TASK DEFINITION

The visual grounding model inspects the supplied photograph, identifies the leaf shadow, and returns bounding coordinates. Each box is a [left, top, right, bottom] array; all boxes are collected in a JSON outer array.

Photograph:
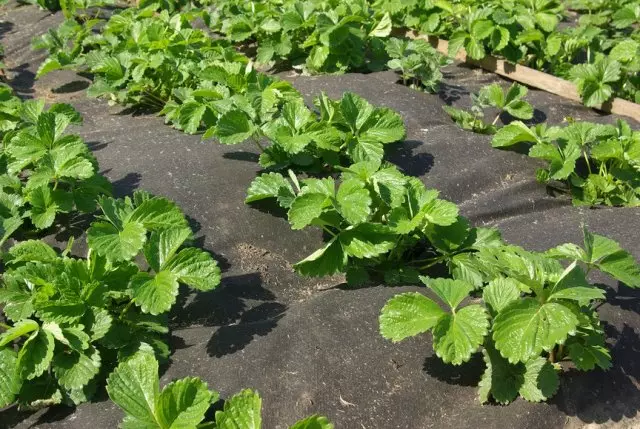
[[170, 272, 287, 358], [51, 80, 90, 94], [438, 81, 470, 106], [223, 151, 260, 163], [552, 322, 640, 424], [386, 140, 435, 177], [422, 352, 485, 387]]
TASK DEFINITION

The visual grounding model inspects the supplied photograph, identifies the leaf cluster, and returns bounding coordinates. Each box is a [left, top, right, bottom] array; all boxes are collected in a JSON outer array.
[[493, 118, 640, 206], [379, 226, 640, 404], [107, 347, 334, 429], [0, 88, 111, 245], [206, 91, 405, 172], [208, 0, 394, 74], [443, 82, 534, 134], [385, 37, 449, 92], [0, 191, 221, 409]]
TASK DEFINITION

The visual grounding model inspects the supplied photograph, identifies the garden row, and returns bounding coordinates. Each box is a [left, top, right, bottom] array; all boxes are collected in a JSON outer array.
[[0, 85, 333, 427], [31, 0, 640, 108], [0, 0, 639, 425]]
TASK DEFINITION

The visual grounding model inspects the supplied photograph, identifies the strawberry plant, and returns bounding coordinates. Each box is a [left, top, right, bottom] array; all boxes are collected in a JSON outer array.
[[246, 161, 503, 284], [0, 191, 221, 409], [492, 118, 640, 206], [207, 91, 405, 171], [379, 226, 640, 404], [0, 90, 111, 245], [209, 0, 393, 74], [443, 82, 534, 134], [107, 347, 334, 429], [385, 37, 449, 92]]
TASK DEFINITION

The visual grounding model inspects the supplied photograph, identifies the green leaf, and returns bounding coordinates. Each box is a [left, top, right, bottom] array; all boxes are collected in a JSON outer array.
[[471, 20, 494, 40], [18, 329, 55, 380], [359, 109, 406, 145], [162, 248, 221, 291], [483, 278, 520, 315], [491, 121, 538, 148], [36, 57, 63, 78], [596, 251, 640, 288], [245, 173, 296, 208], [582, 230, 640, 288], [84, 307, 113, 341], [432, 305, 489, 365], [289, 415, 334, 429], [478, 83, 505, 108], [215, 389, 262, 429], [478, 343, 521, 405], [28, 186, 58, 230], [369, 13, 392, 37], [144, 227, 191, 273], [53, 346, 101, 390], [566, 339, 611, 371], [478, 343, 559, 404], [0, 348, 20, 407], [380, 292, 446, 342], [421, 277, 473, 310], [157, 377, 217, 429], [215, 110, 256, 145], [519, 356, 559, 402], [4, 240, 58, 265], [288, 193, 328, 230], [493, 298, 579, 363], [0, 319, 39, 347], [178, 102, 206, 135], [547, 263, 605, 303], [448, 31, 468, 57], [294, 237, 347, 277], [339, 223, 396, 258], [529, 139, 581, 181], [87, 220, 147, 262], [129, 197, 188, 231], [335, 179, 371, 225], [129, 271, 179, 315], [609, 40, 639, 63], [107, 350, 159, 428], [421, 199, 459, 226], [504, 101, 533, 120]]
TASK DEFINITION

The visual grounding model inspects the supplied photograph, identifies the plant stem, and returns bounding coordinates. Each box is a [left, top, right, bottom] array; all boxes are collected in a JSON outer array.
[[557, 344, 565, 360], [119, 301, 134, 321], [583, 151, 592, 175], [321, 225, 337, 237], [418, 255, 449, 270], [548, 347, 556, 363], [491, 113, 501, 126], [0, 322, 11, 330]]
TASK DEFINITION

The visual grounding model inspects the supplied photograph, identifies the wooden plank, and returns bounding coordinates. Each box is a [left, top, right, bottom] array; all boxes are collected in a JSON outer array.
[[405, 31, 640, 122]]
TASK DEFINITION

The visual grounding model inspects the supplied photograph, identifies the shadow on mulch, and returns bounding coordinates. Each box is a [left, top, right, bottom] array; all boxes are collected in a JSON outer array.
[[552, 322, 640, 424], [170, 271, 287, 359], [386, 139, 435, 177]]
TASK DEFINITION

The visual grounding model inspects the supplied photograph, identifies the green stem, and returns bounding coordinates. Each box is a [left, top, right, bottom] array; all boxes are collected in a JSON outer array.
[[418, 254, 449, 271], [119, 301, 134, 321], [0, 323, 11, 330], [583, 151, 592, 175], [321, 225, 337, 237], [491, 112, 501, 126]]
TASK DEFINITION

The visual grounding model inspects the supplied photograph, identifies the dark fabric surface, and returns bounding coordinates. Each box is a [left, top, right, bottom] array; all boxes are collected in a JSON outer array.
[[1, 3, 639, 428]]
